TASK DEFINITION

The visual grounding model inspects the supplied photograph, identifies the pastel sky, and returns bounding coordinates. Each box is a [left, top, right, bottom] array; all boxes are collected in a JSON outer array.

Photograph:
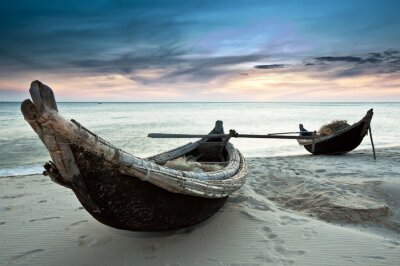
[[1, 0, 400, 101]]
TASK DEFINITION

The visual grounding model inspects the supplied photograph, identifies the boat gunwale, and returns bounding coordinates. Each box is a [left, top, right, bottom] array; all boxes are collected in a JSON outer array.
[[24, 97, 247, 198]]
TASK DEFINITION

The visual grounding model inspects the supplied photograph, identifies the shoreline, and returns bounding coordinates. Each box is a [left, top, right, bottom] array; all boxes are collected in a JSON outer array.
[[2, 145, 399, 178], [1, 146, 399, 265]]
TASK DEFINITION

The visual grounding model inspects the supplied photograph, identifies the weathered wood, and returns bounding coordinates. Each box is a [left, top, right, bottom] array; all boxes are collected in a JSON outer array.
[[27, 81, 99, 211], [70, 145, 230, 231], [22, 80, 248, 231], [369, 126, 376, 160], [311, 130, 317, 153], [21, 99, 44, 143], [30, 105, 245, 197], [148, 133, 315, 140], [29, 80, 58, 114], [29, 82, 77, 184]]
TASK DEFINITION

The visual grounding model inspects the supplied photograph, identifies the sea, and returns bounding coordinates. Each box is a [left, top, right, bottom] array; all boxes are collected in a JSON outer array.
[[0, 102, 399, 177]]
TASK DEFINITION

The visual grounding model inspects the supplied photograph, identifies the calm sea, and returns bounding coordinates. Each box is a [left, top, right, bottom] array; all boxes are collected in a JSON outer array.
[[0, 102, 399, 176]]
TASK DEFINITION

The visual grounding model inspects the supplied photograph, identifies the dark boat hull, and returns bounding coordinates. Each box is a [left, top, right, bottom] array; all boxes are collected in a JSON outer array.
[[71, 145, 227, 231], [302, 110, 373, 155], [303, 121, 366, 155]]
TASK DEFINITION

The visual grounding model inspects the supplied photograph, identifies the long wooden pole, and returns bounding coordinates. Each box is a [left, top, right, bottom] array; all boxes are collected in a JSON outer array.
[[369, 126, 376, 160], [147, 133, 315, 140], [311, 130, 317, 153]]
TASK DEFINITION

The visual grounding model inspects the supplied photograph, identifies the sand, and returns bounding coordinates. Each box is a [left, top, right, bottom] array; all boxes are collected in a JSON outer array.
[[1, 147, 400, 265]]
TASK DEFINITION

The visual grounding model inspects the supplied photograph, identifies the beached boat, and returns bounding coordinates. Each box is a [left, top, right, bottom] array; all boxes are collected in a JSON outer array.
[[297, 109, 374, 155], [21, 81, 247, 231]]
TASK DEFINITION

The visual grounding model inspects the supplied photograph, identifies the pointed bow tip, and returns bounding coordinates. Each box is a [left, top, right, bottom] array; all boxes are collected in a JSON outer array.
[[30, 80, 45, 88]]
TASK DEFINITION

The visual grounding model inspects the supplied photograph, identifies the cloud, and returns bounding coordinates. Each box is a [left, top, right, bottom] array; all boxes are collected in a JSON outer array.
[[315, 56, 363, 63], [158, 54, 266, 82], [0, 1, 191, 75], [1, 1, 400, 101], [254, 64, 285, 69], [0, 0, 278, 85], [304, 50, 400, 78]]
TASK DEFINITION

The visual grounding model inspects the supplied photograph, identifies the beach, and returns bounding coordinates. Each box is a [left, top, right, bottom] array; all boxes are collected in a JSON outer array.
[[1, 146, 399, 265], [2, 0, 400, 264]]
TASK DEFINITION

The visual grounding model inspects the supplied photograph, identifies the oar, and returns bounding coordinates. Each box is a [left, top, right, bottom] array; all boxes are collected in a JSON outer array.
[[148, 130, 316, 140]]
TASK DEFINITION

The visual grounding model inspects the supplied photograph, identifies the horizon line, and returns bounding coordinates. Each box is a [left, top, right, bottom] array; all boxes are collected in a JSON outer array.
[[1, 101, 400, 104]]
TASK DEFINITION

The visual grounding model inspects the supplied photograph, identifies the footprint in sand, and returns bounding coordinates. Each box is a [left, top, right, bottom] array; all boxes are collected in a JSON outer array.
[[253, 188, 270, 197], [227, 194, 248, 204], [2, 194, 25, 199], [246, 197, 274, 211], [11, 249, 44, 262], [279, 215, 310, 225], [66, 220, 88, 230], [259, 225, 272, 233], [0, 206, 13, 211], [240, 210, 266, 222], [274, 245, 306, 257], [267, 233, 278, 239], [340, 256, 355, 263], [253, 254, 274, 263], [255, 225, 305, 265], [29, 217, 60, 222], [382, 240, 400, 249], [257, 226, 284, 244], [364, 255, 386, 260], [142, 244, 157, 258], [302, 228, 317, 238], [78, 235, 111, 247]]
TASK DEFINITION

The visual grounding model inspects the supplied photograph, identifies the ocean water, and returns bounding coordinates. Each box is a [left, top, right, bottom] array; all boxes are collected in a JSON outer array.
[[0, 102, 399, 177]]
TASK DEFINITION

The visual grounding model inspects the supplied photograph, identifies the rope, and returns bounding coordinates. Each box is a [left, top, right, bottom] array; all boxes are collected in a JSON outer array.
[[144, 168, 151, 181]]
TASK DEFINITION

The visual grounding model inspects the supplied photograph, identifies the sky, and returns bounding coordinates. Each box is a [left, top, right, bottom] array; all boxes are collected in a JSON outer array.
[[0, 0, 399, 101]]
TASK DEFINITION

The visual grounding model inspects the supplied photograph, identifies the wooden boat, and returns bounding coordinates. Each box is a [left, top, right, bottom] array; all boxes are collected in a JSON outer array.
[[297, 109, 374, 155], [21, 81, 247, 231]]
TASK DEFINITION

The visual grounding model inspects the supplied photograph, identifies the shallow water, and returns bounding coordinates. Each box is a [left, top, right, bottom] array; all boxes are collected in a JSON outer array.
[[0, 102, 399, 176]]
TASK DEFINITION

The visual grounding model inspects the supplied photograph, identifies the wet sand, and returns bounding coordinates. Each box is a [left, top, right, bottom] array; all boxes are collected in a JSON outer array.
[[1, 147, 399, 265]]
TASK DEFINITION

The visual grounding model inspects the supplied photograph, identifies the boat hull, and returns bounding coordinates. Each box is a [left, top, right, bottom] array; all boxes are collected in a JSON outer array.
[[302, 114, 371, 155], [21, 80, 247, 232], [71, 145, 228, 231]]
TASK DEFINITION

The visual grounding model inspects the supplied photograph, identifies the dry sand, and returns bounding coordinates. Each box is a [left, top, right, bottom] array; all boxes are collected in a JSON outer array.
[[1, 147, 399, 265]]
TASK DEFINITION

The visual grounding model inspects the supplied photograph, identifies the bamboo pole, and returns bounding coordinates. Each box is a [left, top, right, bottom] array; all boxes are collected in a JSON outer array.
[[148, 133, 315, 140], [369, 126, 376, 160], [311, 130, 317, 153]]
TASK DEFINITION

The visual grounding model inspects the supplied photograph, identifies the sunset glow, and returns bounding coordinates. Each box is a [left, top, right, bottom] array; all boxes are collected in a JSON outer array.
[[0, 0, 399, 101]]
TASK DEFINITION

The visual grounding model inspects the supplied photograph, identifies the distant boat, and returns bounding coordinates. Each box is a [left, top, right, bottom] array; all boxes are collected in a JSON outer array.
[[21, 81, 247, 231], [298, 109, 374, 155]]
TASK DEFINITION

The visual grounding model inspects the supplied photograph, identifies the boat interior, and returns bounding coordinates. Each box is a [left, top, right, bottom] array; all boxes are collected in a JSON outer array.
[[186, 138, 228, 163]]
